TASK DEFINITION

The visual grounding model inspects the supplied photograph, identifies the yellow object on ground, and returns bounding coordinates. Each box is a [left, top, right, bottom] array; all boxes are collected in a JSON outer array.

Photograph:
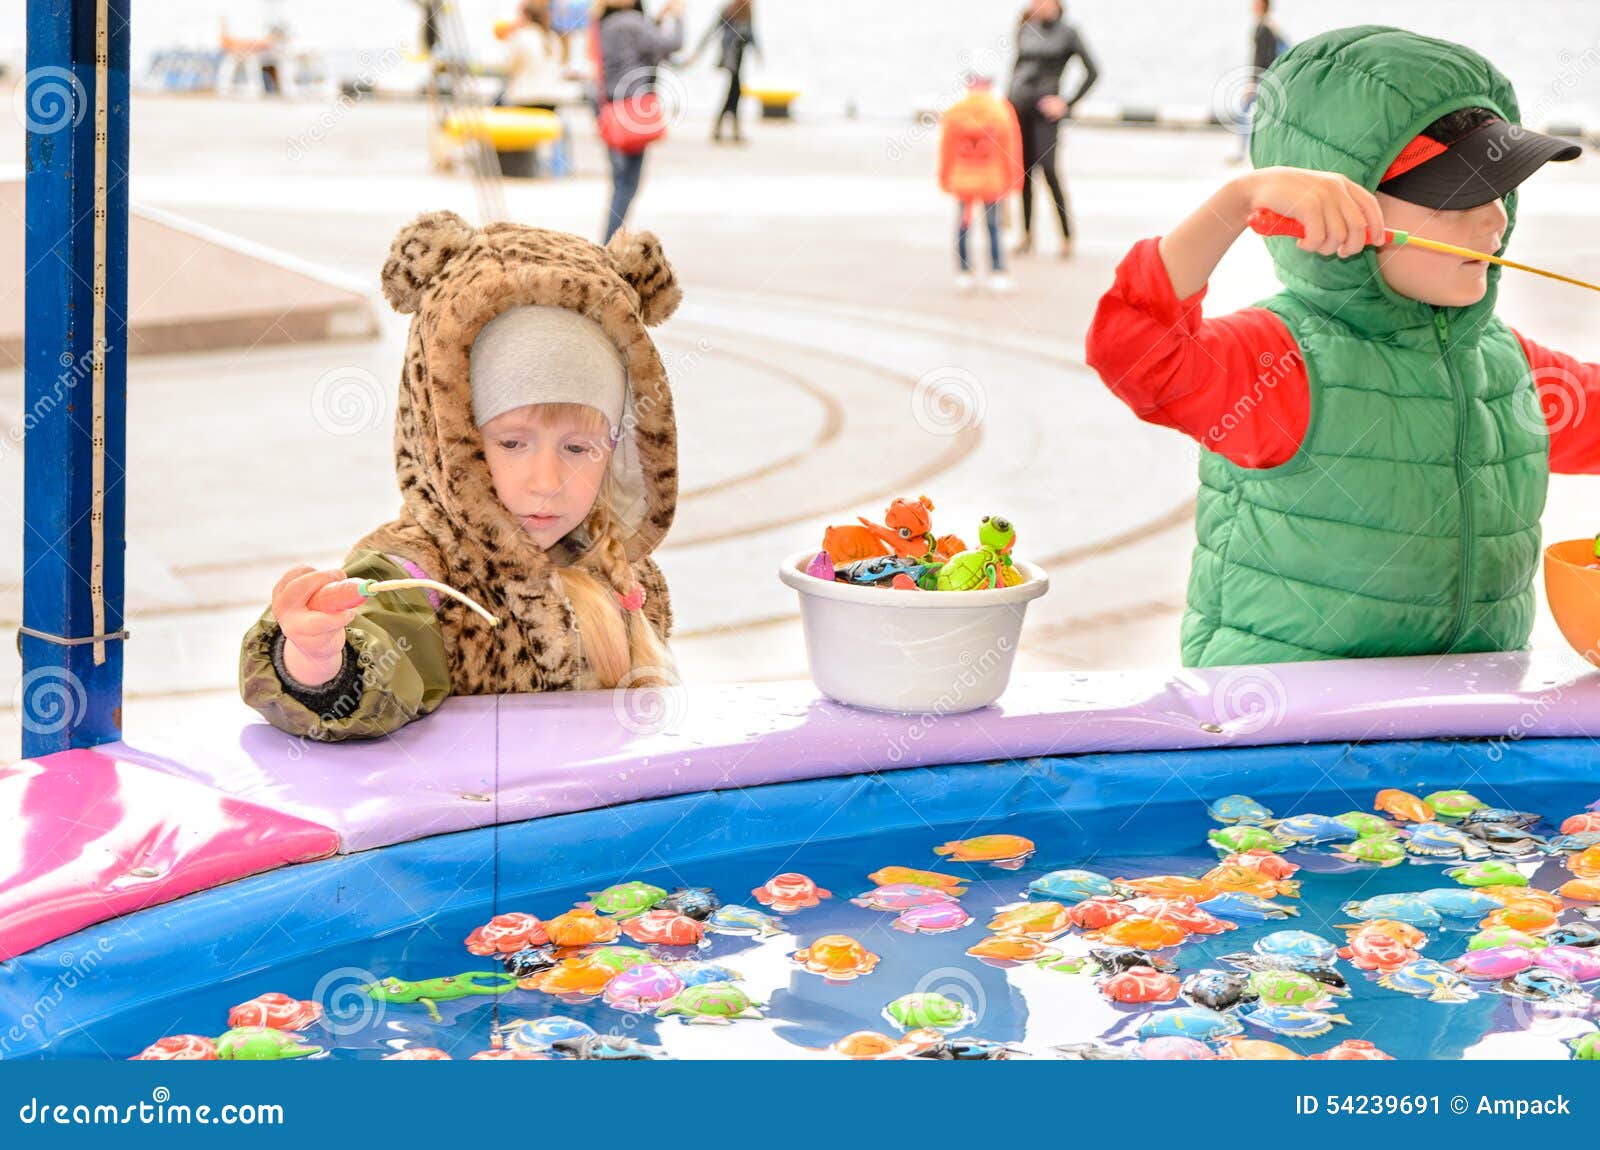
[[443, 107, 563, 150]]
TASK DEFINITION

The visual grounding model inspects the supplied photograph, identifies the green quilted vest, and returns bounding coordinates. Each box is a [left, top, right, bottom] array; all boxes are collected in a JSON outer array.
[[1182, 25, 1549, 667]]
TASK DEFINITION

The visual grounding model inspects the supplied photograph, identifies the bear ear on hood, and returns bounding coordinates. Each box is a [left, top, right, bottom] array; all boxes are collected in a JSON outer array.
[[381, 210, 478, 314], [605, 229, 682, 326]]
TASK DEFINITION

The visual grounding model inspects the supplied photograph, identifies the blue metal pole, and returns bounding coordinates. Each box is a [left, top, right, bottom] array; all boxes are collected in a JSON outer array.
[[20, 0, 129, 756]]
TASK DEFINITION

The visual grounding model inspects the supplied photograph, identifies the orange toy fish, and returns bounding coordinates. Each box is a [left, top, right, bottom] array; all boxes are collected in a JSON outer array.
[[1374, 789, 1434, 823], [542, 907, 621, 949], [822, 495, 967, 563], [1086, 915, 1189, 950], [1131, 897, 1236, 936], [1203, 862, 1299, 900], [988, 901, 1071, 938], [866, 866, 968, 895], [1217, 1037, 1305, 1060], [227, 993, 323, 1031], [526, 955, 616, 998], [1479, 905, 1558, 934], [933, 834, 1036, 870], [1124, 875, 1219, 902], [1568, 845, 1600, 879], [1342, 919, 1427, 950], [1480, 886, 1563, 913], [1223, 849, 1300, 880], [1560, 877, 1600, 902], [1068, 896, 1137, 931], [966, 934, 1061, 963]]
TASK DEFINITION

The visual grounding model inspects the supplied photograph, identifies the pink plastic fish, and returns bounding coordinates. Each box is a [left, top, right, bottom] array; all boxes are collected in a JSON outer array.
[[1134, 1037, 1217, 1060], [1562, 813, 1600, 835], [1533, 945, 1600, 983], [851, 884, 958, 912], [1451, 946, 1538, 981], [891, 901, 974, 934]]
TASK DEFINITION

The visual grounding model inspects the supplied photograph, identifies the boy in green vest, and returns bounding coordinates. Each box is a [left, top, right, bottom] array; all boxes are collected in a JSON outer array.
[[1086, 25, 1600, 667]]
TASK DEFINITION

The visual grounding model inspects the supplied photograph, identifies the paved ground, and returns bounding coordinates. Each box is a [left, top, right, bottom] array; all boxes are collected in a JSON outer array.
[[3, 87, 1600, 758]]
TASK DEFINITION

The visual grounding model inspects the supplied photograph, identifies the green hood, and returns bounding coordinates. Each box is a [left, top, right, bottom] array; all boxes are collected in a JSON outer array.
[[1250, 25, 1520, 339]]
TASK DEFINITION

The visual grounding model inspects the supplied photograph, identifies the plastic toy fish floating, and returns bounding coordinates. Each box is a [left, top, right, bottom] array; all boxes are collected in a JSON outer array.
[[1137, 1007, 1243, 1042], [805, 551, 835, 581], [1341, 893, 1444, 930], [1562, 813, 1600, 835], [1423, 790, 1488, 819], [1028, 868, 1128, 902], [1086, 915, 1189, 950], [656, 982, 765, 1025], [834, 555, 933, 591], [893, 901, 975, 934], [1271, 814, 1358, 846], [751, 873, 832, 913], [1497, 967, 1591, 1007], [828, 1031, 918, 1060], [1206, 794, 1274, 826], [1374, 788, 1434, 823], [989, 900, 1072, 939], [589, 882, 669, 918], [1248, 969, 1339, 1009], [1243, 1006, 1348, 1039], [1405, 823, 1490, 860], [1452, 946, 1539, 981], [1311, 1039, 1394, 1061], [672, 961, 745, 988], [497, 1016, 596, 1052], [1333, 811, 1399, 838], [1223, 848, 1301, 878], [602, 963, 686, 1012], [364, 972, 518, 1022], [1486, 886, 1564, 913], [1099, 965, 1181, 1004], [620, 909, 707, 947], [525, 955, 617, 999], [584, 945, 650, 973], [705, 904, 786, 938], [1344, 919, 1428, 950], [227, 993, 322, 1032], [821, 495, 967, 565], [1531, 946, 1600, 984], [543, 907, 622, 949], [1068, 896, 1138, 931], [791, 935, 881, 982], [1216, 1037, 1305, 1060], [1207, 826, 1283, 854], [1416, 887, 1507, 919], [1131, 896, 1237, 937], [308, 576, 499, 626], [1125, 875, 1219, 902], [214, 1027, 323, 1060], [1570, 845, 1600, 878], [1201, 863, 1298, 901], [1182, 970, 1258, 1011], [464, 911, 549, 955], [553, 1034, 664, 1060], [934, 516, 1020, 591], [1136, 1037, 1219, 1060], [883, 992, 976, 1033], [1337, 928, 1420, 974], [1570, 1032, 1600, 1060], [1446, 860, 1528, 888], [1198, 892, 1298, 920], [869, 866, 967, 894], [852, 883, 959, 912], [1218, 954, 1350, 994], [1332, 837, 1408, 867], [934, 834, 1036, 870], [1543, 922, 1600, 949], [1091, 946, 1178, 974], [1479, 905, 1559, 934], [912, 1034, 1019, 1060], [131, 1035, 218, 1060], [966, 934, 1061, 965], [1377, 960, 1478, 1004]]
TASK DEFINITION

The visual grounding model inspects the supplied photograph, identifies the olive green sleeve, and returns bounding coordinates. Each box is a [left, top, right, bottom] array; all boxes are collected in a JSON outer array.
[[237, 550, 453, 742]]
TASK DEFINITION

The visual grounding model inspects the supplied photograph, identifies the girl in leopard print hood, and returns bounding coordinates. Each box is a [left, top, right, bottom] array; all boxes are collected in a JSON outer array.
[[240, 211, 681, 740]]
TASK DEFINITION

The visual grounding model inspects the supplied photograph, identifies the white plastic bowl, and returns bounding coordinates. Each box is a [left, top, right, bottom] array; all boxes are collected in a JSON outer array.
[[778, 549, 1050, 714]]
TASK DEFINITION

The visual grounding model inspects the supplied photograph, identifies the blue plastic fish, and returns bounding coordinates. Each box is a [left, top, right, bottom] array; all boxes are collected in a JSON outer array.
[[1253, 930, 1338, 965], [1198, 893, 1298, 921], [1137, 1007, 1243, 1041], [672, 962, 745, 987], [1028, 869, 1125, 902], [1271, 814, 1359, 845], [499, 1016, 596, 1051], [1405, 823, 1489, 859], [1377, 960, 1477, 1004], [1417, 887, 1506, 919], [1206, 795, 1274, 826], [1242, 1005, 1348, 1038], [1548, 832, 1600, 853], [1341, 893, 1444, 929]]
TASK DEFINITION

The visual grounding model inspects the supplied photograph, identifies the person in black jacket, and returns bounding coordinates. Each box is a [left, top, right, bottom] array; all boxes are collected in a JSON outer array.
[[687, 0, 761, 143], [1233, 0, 1287, 161], [1008, 0, 1098, 257]]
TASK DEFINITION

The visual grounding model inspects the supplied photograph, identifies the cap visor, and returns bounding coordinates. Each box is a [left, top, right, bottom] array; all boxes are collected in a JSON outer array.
[[1378, 119, 1582, 209]]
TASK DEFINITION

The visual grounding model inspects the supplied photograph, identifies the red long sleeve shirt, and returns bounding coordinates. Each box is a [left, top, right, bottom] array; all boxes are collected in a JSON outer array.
[[1086, 237, 1600, 474]]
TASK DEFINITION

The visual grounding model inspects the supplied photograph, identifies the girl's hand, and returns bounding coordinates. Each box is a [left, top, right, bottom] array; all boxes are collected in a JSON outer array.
[[1237, 166, 1386, 259], [272, 565, 355, 688], [1039, 94, 1069, 120]]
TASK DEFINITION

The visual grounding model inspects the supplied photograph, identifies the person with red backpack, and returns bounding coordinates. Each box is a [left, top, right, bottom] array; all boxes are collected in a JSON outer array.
[[590, 0, 684, 242], [939, 73, 1024, 293]]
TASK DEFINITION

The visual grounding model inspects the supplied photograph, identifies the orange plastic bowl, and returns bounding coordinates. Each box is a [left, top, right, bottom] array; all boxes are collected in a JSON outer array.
[[1543, 538, 1600, 667]]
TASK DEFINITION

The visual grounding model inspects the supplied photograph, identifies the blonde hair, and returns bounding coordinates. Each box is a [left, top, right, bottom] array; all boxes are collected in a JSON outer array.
[[525, 403, 675, 690]]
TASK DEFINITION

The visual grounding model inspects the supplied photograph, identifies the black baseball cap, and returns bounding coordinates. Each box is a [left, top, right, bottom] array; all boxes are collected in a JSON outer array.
[[1377, 115, 1581, 209]]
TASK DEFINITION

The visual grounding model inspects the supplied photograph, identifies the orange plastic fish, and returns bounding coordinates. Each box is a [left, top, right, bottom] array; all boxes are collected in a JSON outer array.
[[543, 907, 621, 949], [1132, 897, 1236, 936], [1560, 877, 1600, 902], [1202, 863, 1299, 900], [866, 866, 967, 895], [1223, 849, 1301, 880], [829, 1031, 910, 1059], [988, 901, 1071, 938], [1342, 919, 1427, 950], [1480, 886, 1563, 913], [1124, 875, 1219, 902], [791, 935, 881, 981], [1086, 914, 1189, 950], [1374, 789, 1433, 823], [1217, 1037, 1305, 1060], [1068, 896, 1137, 931], [933, 834, 1036, 869], [1479, 905, 1558, 934], [966, 934, 1061, 963], [1560, 813, 1600, 835], [526, 955, 616, 998], [1568, 845, 1600, 879], [227, 993, 323, 1031], [383, 1047, 451, 1060]]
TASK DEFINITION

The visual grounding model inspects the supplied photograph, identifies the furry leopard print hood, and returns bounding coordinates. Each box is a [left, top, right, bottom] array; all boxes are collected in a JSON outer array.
[[355, 211, 680, 694]]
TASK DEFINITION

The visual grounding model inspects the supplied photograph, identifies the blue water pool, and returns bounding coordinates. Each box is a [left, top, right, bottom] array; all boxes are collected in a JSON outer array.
[[5, 738, 1597, 1060]]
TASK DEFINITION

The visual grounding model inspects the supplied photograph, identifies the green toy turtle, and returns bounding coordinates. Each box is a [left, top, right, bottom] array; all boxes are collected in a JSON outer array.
[[1466, 927, 1547, 952], [1333, 837, 1408, 867], [589, 881, 668, 918], [1424, 790, 1488, 819], [1446, 860, 1528, 888], [882, 991, 977, 1032], [1332, 811, 1400, 838], [214, 1027, 321, 1061], [1247, 969, 1336, 1008], [584, 945, 653, 973], [656, 982, 764, 1025], [1570, 1032, 1600, 1061], [933, 517, 1017, 592], [1208, 825, 1283, 854]]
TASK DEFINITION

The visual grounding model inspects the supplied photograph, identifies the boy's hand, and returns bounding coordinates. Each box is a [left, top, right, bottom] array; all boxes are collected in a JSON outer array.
[[1239, 166, 1386, 259], [271, 565, 355, 688]]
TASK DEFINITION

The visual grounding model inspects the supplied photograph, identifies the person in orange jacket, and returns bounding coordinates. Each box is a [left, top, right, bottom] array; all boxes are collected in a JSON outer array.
[[939, 73, 1024, 293]]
